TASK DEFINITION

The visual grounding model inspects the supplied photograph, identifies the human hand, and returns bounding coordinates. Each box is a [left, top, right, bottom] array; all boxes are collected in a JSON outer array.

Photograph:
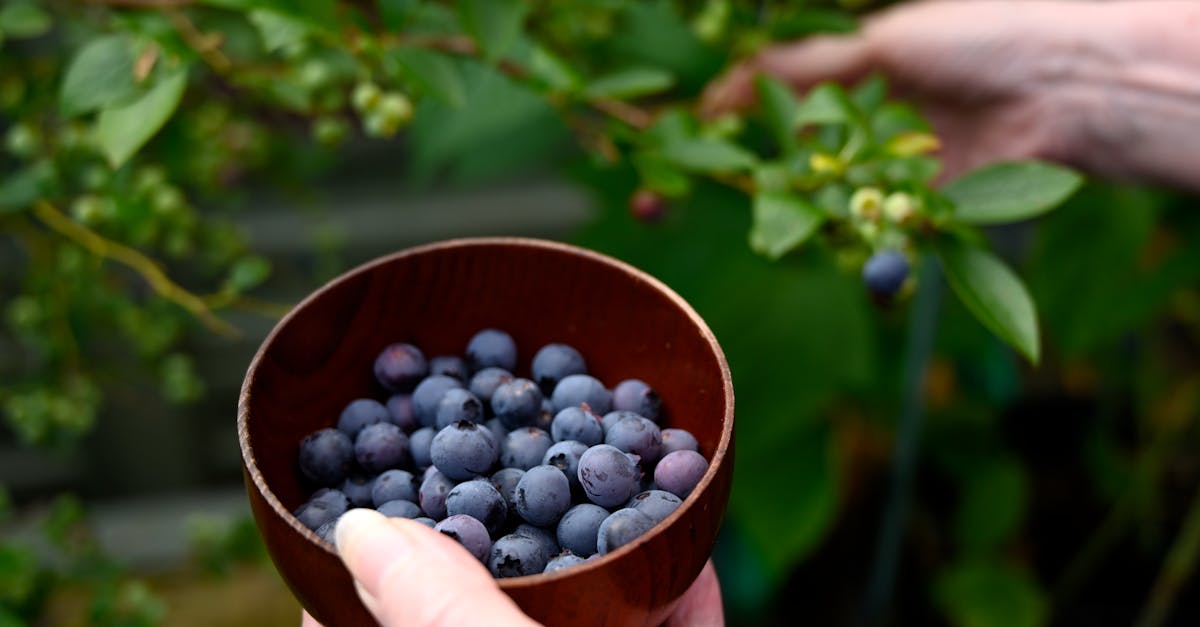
[[300, 508, 724, 627], [702, 1, 1200, 190]]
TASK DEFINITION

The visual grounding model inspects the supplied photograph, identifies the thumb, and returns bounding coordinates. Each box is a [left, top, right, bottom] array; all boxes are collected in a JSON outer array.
[[334, 508, 538, 627]]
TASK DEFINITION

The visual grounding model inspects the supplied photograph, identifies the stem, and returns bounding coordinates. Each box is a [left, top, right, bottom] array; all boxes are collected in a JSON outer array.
[[33, 201, 239, 338], [1135, 476, 1200, 627], [860, 259, 943, 626]]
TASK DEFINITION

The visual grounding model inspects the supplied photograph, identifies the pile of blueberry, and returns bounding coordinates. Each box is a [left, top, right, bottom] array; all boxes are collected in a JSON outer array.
[[292, 329, 709, 578]]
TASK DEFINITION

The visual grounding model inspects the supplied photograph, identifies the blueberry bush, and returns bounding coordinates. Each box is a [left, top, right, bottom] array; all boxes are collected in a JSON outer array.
[[3, 1, 1199, 626]]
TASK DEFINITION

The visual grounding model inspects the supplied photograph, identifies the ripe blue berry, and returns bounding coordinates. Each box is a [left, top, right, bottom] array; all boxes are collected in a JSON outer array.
[[377, 499, 422, 519], [654, 450, 708, 499], [601, 410, 640, 434], [354, 422, 409, 474], [435, 388, 484, 430], [299, 428, 354, 487], [374, 343, 428, 392], [536, 398, 555, 432], [430, 420, 499, 481], [371, 469, 418, 507], [492, 378, 544, 430], [490, 467, 526, 515], [544, 552, 586, 574], [412, 375, 465, 428], [597, 508, 655, 554], [627, 489, 681, 524], [542, 440, 588, 495], [578, 444, 640, 508], [612, 379, 661, 422], [501, 428, 554, 471], [489, 533, 550, 578], [469, 367, 513, 414], [550, 406, 604, 446], [429, 355, 468, 381], [413, 517, 437, 528], [551, 374, 612, 414], [466, 329, 517, 372], [385, 394, 417, 432], [515, 465, 572, 526], [485, 418, 508, 447], [337, 399, 389, 438], [294, 488, 349, 530], [341, 475, 376, 507], [863, 250, 910, 297], [447, 479, 508, 536], [315, 519, 337, 543], [436, 514, 492, 563], [556, 503, 609, 557], [408, 426, 435, 469], [514, 523, 560, 557], [531, 343, 587, 394], [605, 415, 663, 465], [660, 428, 699, 456], [419, 468, 455, 520]]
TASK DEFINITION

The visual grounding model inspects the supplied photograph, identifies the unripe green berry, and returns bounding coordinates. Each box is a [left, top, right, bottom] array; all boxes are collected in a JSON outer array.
[[809, 153, 843, 175], [80, 165, 110, 191], [71, 195, 107, 225], [6, 122, 39, 158], [378, 92, 414, 125], [351, 82, 382, 112], [362, 111, 395, 138], [152, 187, 185, 216], [134, 166, 168, 193], [313, 116, 349, 146], [883, 192, 917, 224], [298, 59, 333, 90], [850, 187, 884, 220]]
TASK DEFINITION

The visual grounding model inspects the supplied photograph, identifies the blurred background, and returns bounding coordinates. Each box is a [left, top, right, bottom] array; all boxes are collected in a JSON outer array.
[[4, 1, 1200, 626]]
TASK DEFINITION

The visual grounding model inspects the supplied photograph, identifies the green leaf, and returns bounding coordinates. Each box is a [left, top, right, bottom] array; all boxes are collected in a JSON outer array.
[[749, 192, 825, 260], [851, 74, 887, 114], [59, 35, 139, 117], [945, 161, 1083, 225], [458, 0, 527, 62], [661, 137, 757, 173], [937, 241, 1040, 363], [934, 561, 1048, 627], [633, 152, 691, 198], [227, 256, 271, 291], [389, 49, 466, 107], [583, 67, 675, 100], [248, 8, 310, 53], [528, 45, 581, 92], [770, 9, 857, 38], [0, 163, 53, 213], [794, 82, 857, 127], [955, 458, 1029, 552], [95, 70, 188, 168], [378, 0, 421, 30], [756, 76, 798, 153], [0, 2, 50, 38]]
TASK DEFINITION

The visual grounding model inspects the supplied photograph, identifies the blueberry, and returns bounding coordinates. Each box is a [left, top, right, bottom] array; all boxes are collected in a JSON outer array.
[[612, 379, 661, 422], [431, 421, 499, 481], [543, 552, 586, 574], [654, 450, 708, 499], [597, 508, 655, 554], [371, 469, 418, 507], [490, 467, 526, 515], [341, 475, 376, 507], [419, 468, 456, 520], [413, 516, 437, 528], [550, 406, 604, 446], [577, 444, 640, 508], [542, 440, 588, 495], [315, 519, 338, 543], [863, 249, 910, 297], [531, 344, 587, 394], [385, 394, 418, 432], [492, 378, 544, 430], [435, 389, 485, 430], [466, 329, 517, 373], [299, 428, 354, 487], [535, 398, 555, 432], [374, 343, 428, 392], [446, 479, 508, 537], [377, 499, 422, 519], [513, 523, 560, 558], [436, 514, 492, 563], [412, 375, 465, 428], [489, 533, 550, 578], [337, 399, 390, 438], [429, 355, 469, 381], [485, 418, 508, 447], [354, 422, 409, 474], [294, 488, 349, 530], [469, 368, 513, 415], [660, 428, 699, 456], [551, 375, 612, 414], [409, 427, 435, 469], [605, 415, 663, 465], [515, 465, 572, 527], [627, 490, 682, 524], [501, 428, 554, 471], [600, 410, 640, 434], [556, 503, 609, 557]]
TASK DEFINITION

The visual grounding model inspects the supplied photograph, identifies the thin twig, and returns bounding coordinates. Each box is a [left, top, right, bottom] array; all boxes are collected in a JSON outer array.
[[33, 201, 239, 338], [164, 8, 232, 75], [1136, 480, 1200, 627]]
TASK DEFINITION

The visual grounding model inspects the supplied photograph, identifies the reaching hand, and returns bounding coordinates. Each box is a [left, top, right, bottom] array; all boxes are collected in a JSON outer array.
[[702, 1, 1200, 190], [300, 508, 724, 627]]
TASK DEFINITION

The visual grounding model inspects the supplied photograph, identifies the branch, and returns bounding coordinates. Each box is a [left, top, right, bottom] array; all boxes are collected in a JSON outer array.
[[33, 202, 239, 338]]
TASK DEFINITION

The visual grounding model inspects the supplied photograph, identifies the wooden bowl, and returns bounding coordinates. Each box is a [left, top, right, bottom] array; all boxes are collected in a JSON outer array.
[[238, 237, 734, 626]]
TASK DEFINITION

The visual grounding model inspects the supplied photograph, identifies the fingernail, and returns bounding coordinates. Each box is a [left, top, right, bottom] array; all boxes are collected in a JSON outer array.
[[334, 507, 386, 554]]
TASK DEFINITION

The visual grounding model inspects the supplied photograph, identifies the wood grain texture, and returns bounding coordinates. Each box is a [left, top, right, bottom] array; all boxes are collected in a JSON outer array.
[[238, 238, 734, 627]]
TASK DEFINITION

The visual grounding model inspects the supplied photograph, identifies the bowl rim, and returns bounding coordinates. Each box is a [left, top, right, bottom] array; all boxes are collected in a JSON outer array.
[[237, 236, 735, 588]]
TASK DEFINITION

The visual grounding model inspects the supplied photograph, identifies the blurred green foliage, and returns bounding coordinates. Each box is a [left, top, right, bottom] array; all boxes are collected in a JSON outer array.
[[1, 1, 1199, 626]]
